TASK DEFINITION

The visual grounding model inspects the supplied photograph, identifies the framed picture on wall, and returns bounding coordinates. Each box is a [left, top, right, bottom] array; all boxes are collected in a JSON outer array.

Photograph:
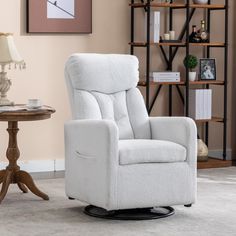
[[199, 58, 216, 80], [27, 0, 92, 33]]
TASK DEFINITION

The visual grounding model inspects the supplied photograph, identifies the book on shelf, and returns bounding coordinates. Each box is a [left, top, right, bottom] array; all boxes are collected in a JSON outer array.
[[189, 89, 212, 120], [150, 72, 180, 82], [145, 11, 160, 43]]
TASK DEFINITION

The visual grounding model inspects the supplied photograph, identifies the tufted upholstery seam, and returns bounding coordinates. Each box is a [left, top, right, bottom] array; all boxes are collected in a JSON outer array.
[[125, 90, 135, 139], [90, 91, 106, 120]]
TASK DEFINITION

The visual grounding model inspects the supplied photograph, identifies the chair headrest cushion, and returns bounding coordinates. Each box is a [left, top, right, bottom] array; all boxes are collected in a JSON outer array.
[[65, 53, 139, 94]]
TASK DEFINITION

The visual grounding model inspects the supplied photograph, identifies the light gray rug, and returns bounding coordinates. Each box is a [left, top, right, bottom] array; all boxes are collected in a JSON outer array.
[[0, 167, 235, 236]]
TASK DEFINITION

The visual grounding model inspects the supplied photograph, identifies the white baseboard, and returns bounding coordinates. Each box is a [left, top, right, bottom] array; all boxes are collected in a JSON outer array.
[[55, 159, 65, 171], [208, 149, 232, 161], [0, 159, 65, 173]]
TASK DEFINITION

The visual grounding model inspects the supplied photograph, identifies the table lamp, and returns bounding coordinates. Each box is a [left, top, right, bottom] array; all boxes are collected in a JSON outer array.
[[0, 33, 25, 106]]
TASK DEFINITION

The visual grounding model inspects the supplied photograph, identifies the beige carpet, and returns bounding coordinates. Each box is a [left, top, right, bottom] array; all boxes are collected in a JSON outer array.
[[0, 167, 236, 236]]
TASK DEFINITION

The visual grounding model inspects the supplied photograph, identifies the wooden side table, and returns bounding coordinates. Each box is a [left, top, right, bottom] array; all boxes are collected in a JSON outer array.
[[0, 106, 55, 203]]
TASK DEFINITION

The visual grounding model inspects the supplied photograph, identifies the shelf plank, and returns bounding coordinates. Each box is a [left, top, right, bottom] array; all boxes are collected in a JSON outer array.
[[130, 42, 225, 47], [198, 158, 232, 169], [129, 42, 186, 46], [129, 3, 186, 8], [159, 42, 186, 46], [138, 81, 185, 86], [190, 42, 225, 47], [138, 80, 224, 86], [190, 4, 225, 9], [129, 42, 147, 46], [195, 117, 224, 123], [129, 3, 225, 9], [129, 2, 225, 9], [189, 80, 224, 85]]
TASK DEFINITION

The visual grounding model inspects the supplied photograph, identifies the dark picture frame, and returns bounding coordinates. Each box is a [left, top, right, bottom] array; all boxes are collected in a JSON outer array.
[[199, 58, 216, 80], [27, 0, 92, 33]]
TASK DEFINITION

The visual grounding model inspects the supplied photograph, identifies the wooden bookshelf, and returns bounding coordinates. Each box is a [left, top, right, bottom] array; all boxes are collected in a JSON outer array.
[[130, 0, 229, 164]]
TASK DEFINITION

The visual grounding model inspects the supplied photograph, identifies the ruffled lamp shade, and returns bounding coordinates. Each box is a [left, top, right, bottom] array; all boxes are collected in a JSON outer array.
[[0, 33, 23, 64], [0, 33, 25, 106]]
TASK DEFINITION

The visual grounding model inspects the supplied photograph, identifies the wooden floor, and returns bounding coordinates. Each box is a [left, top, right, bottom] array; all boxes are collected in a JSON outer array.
[[198, 157, 233, 169]]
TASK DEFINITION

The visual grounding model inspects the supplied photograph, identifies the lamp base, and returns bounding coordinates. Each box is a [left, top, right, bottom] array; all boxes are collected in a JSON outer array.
[[0, 98, 14, 106]]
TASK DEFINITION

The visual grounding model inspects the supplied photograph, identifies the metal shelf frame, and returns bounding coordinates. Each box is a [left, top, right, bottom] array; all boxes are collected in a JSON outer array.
[[130, 0, 229, 160]]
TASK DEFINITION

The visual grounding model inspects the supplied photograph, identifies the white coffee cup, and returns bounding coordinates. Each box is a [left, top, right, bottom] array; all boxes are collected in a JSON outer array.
[[170, 31, 175, 40], [27, 99, 42, 108], [164, 33, 170, 40]]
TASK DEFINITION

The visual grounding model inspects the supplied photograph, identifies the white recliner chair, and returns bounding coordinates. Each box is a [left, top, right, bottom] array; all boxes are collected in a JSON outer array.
[[64, 53, 197, 220]]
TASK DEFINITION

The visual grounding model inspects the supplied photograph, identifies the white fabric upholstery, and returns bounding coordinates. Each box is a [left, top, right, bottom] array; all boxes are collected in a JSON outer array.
[[91, 91, 134, 139], [119, 139, 186, 165], [65, 53, 150, 140], [64, 53, 197, 211], [65, 53, 139, 94], [117, 163, 196, 209], [149, 117, 197, 168], [65, 120, 119, 209]]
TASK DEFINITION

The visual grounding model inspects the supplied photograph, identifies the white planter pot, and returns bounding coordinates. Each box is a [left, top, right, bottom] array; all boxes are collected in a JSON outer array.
[[189, 71, 197, 82], [193, 0, 208, 4]]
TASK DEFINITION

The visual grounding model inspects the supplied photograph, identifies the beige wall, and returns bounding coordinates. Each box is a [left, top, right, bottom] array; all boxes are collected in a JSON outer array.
[[0, 0, 130, 162], [0, 0, 235, 164]]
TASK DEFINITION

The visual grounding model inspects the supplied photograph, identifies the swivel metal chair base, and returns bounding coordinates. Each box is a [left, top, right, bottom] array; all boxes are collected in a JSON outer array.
[[84, 205, 175, 220]]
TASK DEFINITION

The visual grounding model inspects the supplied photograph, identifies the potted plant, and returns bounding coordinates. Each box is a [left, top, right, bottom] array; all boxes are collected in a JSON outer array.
[[183, 54, 198, 82]]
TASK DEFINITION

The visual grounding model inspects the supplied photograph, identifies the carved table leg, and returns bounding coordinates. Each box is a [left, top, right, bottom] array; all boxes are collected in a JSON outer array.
[[17, 183, 28, 193], [15, 170, 49, 200], [6, 121, 20, 172], [0, 170, 12, 203], [0, 121, 49, 203], [0, 170, 6, 184]]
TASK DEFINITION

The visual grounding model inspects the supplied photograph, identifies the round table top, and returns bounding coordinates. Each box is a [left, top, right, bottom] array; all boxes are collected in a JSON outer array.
[[0, 105, 56, 122]]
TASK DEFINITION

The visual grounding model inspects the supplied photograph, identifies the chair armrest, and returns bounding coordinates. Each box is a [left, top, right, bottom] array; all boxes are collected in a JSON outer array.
[[64, 119, 119, 209], [149, 117, 197, 166], [64, 119, 119, 163]]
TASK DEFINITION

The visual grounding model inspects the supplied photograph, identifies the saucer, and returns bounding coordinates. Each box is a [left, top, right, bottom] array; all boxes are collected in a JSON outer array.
[[26, 105, 42, 110]]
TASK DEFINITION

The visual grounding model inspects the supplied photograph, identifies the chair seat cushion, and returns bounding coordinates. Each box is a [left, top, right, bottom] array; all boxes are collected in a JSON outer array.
[[119, 139, 187, 165]]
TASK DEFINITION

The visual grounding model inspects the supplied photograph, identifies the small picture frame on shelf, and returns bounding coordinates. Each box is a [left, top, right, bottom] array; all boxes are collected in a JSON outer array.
[[199, 58, 216, 80]]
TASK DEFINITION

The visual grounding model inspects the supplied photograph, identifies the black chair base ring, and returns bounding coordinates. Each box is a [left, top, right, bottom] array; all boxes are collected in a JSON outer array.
[[84, 205, 175, 220]]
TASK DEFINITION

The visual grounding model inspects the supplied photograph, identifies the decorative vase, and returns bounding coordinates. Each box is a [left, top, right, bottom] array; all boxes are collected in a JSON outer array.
[[197, 139, 208, 162], [193, 0, 208, 4], [189, 71, 197, 82]]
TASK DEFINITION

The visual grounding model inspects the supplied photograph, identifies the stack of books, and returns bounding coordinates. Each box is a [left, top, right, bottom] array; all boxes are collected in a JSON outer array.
[[145, 11, 160, 43], [150, 72, 180, 82], [189, 89, 212, 120]]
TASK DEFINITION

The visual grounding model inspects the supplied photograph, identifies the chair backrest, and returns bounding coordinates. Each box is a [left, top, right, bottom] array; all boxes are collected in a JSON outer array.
[[65, 53, 151, 140]]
